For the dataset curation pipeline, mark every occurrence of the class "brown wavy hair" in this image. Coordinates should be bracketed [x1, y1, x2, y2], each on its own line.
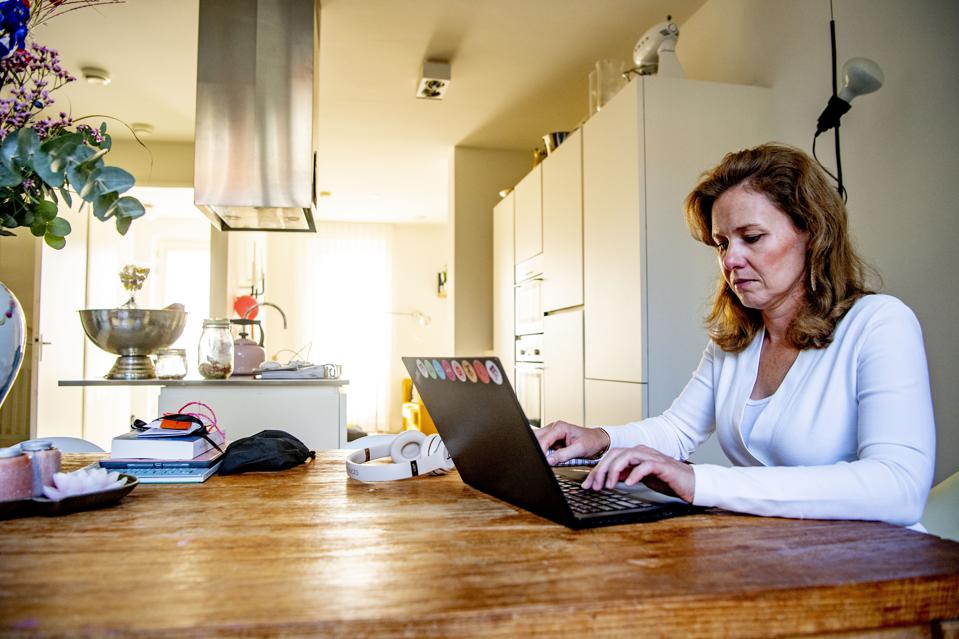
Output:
[684, 143, 874, 352]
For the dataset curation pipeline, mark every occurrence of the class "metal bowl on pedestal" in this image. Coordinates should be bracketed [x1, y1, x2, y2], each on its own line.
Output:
[79, 308, 187, 380]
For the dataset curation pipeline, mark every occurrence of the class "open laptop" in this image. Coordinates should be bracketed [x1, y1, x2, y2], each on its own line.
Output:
[402, 356, 701, 529]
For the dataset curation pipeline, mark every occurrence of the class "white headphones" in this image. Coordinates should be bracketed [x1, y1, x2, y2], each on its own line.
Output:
[345, 430, 454, 482]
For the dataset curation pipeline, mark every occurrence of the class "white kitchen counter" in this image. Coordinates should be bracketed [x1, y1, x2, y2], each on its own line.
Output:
[59, 378, 349, 450]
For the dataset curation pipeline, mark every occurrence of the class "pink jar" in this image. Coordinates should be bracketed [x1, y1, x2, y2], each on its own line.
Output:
[0, 446, 33, 502]
[21, 440, 62, 497]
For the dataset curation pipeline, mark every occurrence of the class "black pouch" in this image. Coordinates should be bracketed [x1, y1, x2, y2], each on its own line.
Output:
[218, 430, 315, 475]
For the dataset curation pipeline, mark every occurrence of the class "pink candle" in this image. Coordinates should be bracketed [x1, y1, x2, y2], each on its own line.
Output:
[0, 446, 33, 502]
[21, 440, 62, 497]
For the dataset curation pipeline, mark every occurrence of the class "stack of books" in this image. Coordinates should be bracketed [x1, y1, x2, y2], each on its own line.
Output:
[102, 429, 226, 483]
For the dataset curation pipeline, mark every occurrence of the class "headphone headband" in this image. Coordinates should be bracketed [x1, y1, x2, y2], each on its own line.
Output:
[345, 432, 453, 482]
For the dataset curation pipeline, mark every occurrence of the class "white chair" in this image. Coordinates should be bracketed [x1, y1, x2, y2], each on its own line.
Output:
[921, 470, 959, 542]
[19, 437, 105, 453]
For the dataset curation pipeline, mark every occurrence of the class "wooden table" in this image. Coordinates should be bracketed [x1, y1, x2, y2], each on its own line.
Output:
[1, 452, 957, 638]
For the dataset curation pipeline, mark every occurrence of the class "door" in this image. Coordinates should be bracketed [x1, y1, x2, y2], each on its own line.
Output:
[543, 308, 584, 427]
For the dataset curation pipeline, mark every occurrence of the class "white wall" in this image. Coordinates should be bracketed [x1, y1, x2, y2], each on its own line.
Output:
[449, 147, 531, 355]
[679, 0, 959, 484]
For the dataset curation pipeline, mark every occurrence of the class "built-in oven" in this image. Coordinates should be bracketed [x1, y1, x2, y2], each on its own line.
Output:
[514, 333, 544, 428]
[514, 276, 543, 336]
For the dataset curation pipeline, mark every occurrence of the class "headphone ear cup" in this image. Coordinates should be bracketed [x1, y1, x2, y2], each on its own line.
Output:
[389, 430, 426, 462]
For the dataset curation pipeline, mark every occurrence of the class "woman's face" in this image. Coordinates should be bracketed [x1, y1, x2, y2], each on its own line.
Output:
[711, 184, 809, 317]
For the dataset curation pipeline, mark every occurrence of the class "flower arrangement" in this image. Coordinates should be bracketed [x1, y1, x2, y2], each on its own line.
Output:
[0, 0, 145, 249]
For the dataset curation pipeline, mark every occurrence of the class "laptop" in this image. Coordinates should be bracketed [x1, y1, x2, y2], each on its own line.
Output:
[402, 356, 701, 529]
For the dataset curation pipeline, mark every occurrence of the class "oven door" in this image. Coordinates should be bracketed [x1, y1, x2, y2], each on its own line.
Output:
[514, 361, 544, 429]
[514, 277, 543, 336]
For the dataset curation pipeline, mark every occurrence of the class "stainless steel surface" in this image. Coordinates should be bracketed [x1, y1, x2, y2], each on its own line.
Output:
[194, 0, 319, 232]
[78, 309, 187, 380]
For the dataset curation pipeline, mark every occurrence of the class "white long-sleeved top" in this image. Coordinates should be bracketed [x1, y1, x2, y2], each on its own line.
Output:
[602, 294, 936, 527]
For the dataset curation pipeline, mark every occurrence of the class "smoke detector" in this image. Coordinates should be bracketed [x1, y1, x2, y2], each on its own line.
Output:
[81, 66, 111, 85]
[416, 60, 450, 100]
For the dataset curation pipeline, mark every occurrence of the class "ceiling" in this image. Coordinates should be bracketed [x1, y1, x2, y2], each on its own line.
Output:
[35, 0, 706, 224]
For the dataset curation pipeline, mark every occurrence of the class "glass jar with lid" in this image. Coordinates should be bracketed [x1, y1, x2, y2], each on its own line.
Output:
[198, 319, 234, 379]
[156, 348, 188, 379]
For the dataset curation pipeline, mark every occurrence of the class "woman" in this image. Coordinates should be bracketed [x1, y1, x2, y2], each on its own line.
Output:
[535, 143, 935, 528]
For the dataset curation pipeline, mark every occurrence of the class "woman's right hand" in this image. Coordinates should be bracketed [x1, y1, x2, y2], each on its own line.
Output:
[534, 421, 610, 465]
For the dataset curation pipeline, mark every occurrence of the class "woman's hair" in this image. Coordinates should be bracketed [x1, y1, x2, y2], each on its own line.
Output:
[684, 143, 874, 352]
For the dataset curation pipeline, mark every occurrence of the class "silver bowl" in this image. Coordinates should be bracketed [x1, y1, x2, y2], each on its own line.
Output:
[79, 309, 187, 380]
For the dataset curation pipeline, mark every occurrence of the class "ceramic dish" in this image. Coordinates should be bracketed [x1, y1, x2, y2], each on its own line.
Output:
[0, 474, 138, 520]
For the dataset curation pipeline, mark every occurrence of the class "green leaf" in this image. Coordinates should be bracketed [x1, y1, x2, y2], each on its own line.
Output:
[30, 149, 65, 188]
[43, 231, 66, 250]
[34, 199, 57, 222]
[66, 146, 96, 192]
[59, 187, 72, 208]
[88, 166, 135, 197]
[1, 214, 17, 228]
[1, 134, 20, 172]
[30, 219, 45, 236]
[115, 215, 132, 235]
[16, 128, 40, 167]
[48, 216, 71, 237]
[0, 228, 14, 237]
[115, 196, 146, 219]
[0, 160, 21, 188]
[93, 192, 118, 220]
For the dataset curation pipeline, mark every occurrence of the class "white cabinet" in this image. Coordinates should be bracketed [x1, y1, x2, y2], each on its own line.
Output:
[513, 164, 542, 268]
[542, 129, 583, 312]
[583, 77, 771, 419]
[493, 193, 515, 377]
[543, 308, 583, 427]
[585, 379, 645, 427]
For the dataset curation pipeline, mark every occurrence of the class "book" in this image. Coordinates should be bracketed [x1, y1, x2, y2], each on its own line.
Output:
[105, 463, 222, 484]
[100, 448, 224, 469]
[110, 429, 226, 461]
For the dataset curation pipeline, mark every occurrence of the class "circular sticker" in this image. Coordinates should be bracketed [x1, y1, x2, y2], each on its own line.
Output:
[441, 359, 455, 381]
[432, 359, 446, 380]
[451, 360, 466, 382]
[486, 360, 503, 385]
[425, 360, 437, 379]
[461, 360, 478, 383]
[473, 359, 490, 384]
[416, 359, 429, 378]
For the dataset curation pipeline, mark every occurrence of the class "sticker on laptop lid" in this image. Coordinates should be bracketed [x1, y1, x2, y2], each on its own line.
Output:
[415, 359, 430, 378]
[485, 360, 503, 385]
[474, 359, 490, 384]
[451, 360, 466, 382]
[432, 359, 446, 380]
[461, 360, 478, 382]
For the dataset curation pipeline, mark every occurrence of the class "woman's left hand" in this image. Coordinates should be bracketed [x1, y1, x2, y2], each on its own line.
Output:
[581, 445, 696, 503]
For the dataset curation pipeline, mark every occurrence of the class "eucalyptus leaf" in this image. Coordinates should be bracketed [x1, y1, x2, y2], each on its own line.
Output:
[1, 214, 17, 228]
[30, 219, 45, 237]
[43, 231, 65, 250]
[30, 149, 65, 188]
[34, 199, 58, 222]
[115, 196, 146, 219]
[115, 215, 132, 235]
[48, 216, 71, 237]
[59, 187, 72, 207]
[88, 166, 135, 197]
[93, 192, 118, 220]
[0, 160, 21, 188]
[0, 228, 13, 236]
[0, 134, 20, 172]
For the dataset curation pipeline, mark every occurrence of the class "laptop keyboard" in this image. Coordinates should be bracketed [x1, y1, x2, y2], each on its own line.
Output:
[556, 476, 655, 514]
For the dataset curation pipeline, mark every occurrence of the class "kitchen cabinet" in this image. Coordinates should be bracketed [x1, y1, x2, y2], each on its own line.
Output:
[543, 308, 583, 427]
[513, 164, 542, 272]
[542, 129, 583, 312]
[493, 193, 515, 377]
[585, 379, 645, 428]
[583, 76, 771, 418]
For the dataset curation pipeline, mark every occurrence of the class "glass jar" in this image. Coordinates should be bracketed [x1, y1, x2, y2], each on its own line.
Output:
[198, 319, 234, 379]
[20, 440, 61, 497]
[0, 446, 33, 502]
[156, 348, 188, 379]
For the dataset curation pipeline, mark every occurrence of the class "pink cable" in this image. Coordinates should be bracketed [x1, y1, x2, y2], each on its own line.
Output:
[171, 401, 222, 435]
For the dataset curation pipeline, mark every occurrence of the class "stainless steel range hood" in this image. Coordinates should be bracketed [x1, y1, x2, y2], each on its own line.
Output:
[194, 0, 318, 232]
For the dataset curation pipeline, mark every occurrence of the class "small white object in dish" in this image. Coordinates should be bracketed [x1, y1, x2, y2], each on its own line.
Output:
[42, 467, 127, 501]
